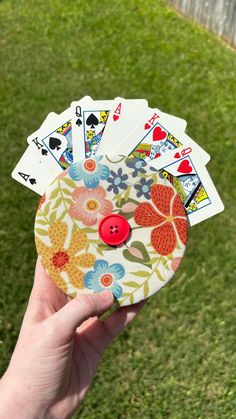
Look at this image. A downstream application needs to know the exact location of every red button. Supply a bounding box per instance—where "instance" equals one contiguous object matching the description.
[98,214,131,246]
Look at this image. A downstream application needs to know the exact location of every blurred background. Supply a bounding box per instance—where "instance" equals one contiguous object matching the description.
[0,0,235,417]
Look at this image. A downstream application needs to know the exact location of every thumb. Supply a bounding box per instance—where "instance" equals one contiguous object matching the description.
[49,291,114,342]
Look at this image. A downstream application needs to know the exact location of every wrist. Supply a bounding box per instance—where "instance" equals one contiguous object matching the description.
[0,372,48,419]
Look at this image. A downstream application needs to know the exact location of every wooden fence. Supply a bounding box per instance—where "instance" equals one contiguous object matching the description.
[168,0,236,47]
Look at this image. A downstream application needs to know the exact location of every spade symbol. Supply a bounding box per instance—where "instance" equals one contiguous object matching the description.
[29,178,37,185]
[49,136,61,151]
[86,113,99,129]
[76,118,82,126]
[41,148,48,156]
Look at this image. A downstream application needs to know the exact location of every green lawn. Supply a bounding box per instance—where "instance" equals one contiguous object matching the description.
[0,0,236,417]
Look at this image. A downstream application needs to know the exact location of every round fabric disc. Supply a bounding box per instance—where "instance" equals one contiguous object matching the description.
[35,155,188,306]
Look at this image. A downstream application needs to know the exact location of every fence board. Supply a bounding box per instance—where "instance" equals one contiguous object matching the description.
[169,0,236,47]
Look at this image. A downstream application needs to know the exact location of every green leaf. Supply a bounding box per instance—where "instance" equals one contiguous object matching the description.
[49,188,59,200]
[130,271,150,278]
[124,186,130,201]
[118,211,134,220]
[148,257,161,264]
[123,240,151,266]
[129,294,134,304]
[62,177,77,188]
[35,228,48,236]
[155,269,165,282]
[82,227,98,233]
[58,210,67,221]
[143,281,149,298]
[64,198,73,206]
[120,292,130,298]
[36,219,48,225]
[113,193,121,202]
[49,210,57,222]
[62,188,72,196]
[53,197,63,209]
[123,281,140,288]
[44,202,51,217]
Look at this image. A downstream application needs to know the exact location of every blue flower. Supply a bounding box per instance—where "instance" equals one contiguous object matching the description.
[134,178,153,199]
[107,168,128,194]
[84,259,124,299]
[69,155,110,189]
[125,157,147,177]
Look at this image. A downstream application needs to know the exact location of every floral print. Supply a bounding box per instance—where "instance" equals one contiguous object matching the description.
[68,186,113,226]
[107,168,128,194]
[37,193,46,210]
[35,221,95,293]
[134,184,188,256]
[125,157,147,177]
[68,155,110,189]
[35,155,187,306]
[84,259,124,298]
[134,178,153,199]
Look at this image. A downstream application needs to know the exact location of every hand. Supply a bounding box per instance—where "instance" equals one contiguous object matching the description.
[0,258,144,419]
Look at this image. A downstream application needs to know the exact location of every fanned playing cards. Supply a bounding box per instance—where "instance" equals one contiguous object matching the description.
[12,96,224,306]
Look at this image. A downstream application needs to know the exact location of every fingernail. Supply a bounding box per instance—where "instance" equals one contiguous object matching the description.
[100,290,114,302]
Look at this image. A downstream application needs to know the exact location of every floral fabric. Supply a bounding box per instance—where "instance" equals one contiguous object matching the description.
[35,155,188,306]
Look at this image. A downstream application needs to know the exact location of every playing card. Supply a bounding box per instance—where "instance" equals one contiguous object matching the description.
[11,146,53,195]
[98,97,148,155]
[156,109,187,132]
[116,109,210,165]
[71,99,113,159]
[38,112,58,129]
[150,144,224,225]
[27,96,92,178]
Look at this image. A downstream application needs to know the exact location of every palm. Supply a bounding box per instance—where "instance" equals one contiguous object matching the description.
[23,259,145,416]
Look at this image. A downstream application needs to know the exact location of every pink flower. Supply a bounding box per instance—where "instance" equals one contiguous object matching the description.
[121,202,138,213]
[68,186,113,226]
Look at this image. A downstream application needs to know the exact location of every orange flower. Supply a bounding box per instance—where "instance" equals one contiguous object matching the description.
[35,221,95,293]
[134,184,188,256]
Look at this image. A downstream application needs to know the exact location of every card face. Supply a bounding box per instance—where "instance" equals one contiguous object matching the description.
[150,145,224,225]
[11,146,53,195]
[39,112,58,128]
[157,110,187,132]
[98,97,148,155]
[71,99,113,159]
[116,109,210,165]
[27,96,92,178]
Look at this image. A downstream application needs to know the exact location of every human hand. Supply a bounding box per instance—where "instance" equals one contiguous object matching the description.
[0,258,144,419]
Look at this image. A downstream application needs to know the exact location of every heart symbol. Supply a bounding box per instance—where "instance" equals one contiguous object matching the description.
[113,114,119,121]
[174,152,181,159]
[177,160,193,174]
[144,123,151,130]
[41,148,48,156]
[152,126,167,141]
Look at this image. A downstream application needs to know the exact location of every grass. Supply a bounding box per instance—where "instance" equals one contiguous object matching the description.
[0,0,236,417]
